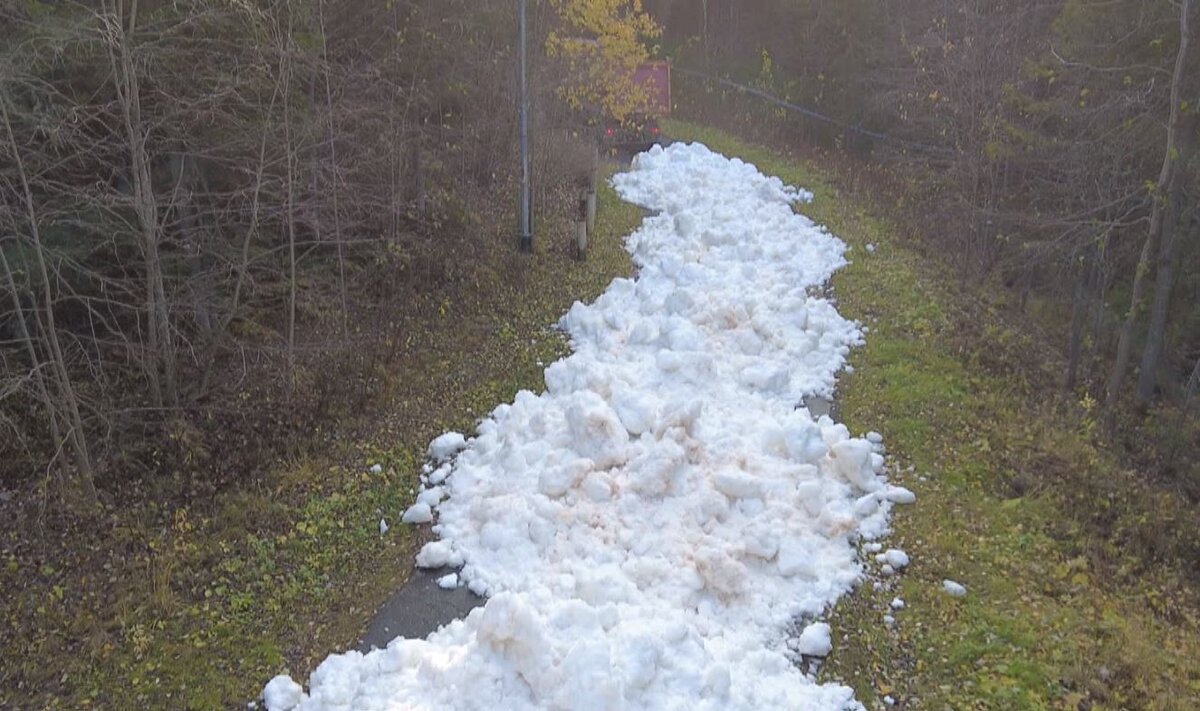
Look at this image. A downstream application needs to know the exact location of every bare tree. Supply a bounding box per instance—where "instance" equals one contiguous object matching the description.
[1108,0,1198,406]
[1,94,98,511]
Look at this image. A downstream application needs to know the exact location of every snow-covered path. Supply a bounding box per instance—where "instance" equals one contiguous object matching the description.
[263,143,904,711]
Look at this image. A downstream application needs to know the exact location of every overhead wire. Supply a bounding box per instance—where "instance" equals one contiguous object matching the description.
[673,66,953,157]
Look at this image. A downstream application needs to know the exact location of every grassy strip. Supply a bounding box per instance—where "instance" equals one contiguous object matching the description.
[1,174,641,709]
[665,119,1200,710]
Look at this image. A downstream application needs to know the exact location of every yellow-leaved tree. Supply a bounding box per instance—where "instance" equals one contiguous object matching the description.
[547,0,661,123]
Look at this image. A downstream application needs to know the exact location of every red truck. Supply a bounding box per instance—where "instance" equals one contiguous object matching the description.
[601,60,671,151]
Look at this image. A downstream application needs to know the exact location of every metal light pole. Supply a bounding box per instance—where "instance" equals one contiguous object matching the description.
[517,0,533,252]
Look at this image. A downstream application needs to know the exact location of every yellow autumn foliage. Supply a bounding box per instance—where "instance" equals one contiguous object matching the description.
[546,0,660,123]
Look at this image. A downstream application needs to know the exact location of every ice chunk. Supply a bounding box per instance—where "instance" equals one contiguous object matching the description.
[566,392,629,469]
[417,486,445,508]
[613,392,657,436]
[713,469,763,500]
[785,421,828,464]
[883,548,910,570]
[415,540,461,569]
[883,486,916,504]
[943,579,968,597]
[705,665,732,698]
[428,464,451,486]
[262,675,302,711]
[853,493,880,518]
[538,459,591,498]
[437,573,459,589]
[428,431,467,461]
[743,523,779,560]
[796,622,833,657]
[831,439,881,492]
[778,539,817,578]
[401,502,433,524]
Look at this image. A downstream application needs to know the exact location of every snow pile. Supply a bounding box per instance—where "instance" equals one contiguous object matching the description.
[263,142,896,710]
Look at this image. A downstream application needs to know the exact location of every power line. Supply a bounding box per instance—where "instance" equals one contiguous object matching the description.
[673,66,952,157]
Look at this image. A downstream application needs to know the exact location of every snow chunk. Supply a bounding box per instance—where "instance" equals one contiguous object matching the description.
[831,439,882,492]
[428,464,452,486]
[538,459,592,498]
[943,579,968,597]
[712,469,763,500]
[853,493,880,518]
[437,573,459,590]
[785,421,829,463]
[796,622,833,657]
[890,597,905,610]
[416,486,445,508]
[378,518,388,535]
[566,392,629,469]
[262,675,302,711]
[401,502,433,525]
[883,486,916,504]
[778,539,817,578]
[415,540,461,569]
[882,549,910,570]
[428,431,467,462]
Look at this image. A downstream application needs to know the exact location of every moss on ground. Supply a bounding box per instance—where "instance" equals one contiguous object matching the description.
[665,119,1200,711]
[0,172,641,710]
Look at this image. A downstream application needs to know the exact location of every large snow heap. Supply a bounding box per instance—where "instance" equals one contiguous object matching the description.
[263,142,900,710]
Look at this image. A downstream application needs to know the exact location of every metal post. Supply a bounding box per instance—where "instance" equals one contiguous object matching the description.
[517,0,533,252]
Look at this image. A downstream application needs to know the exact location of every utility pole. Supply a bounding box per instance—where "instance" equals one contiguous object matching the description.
[517,0,533,252]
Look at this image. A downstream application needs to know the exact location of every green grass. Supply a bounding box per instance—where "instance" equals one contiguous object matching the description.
[666,119,1200,710]
[0,172,642,710]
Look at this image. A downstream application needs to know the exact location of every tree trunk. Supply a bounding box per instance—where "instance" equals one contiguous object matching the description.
[1106,0,1195,408]
[282,3,299,394]
[196,81,278,397]
[317,0,349,337]
[1,95,98,512]
[1065,253,1087,390]
[108,0,178,409]
[0,245,63,452]
[1135,112,1199,401]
